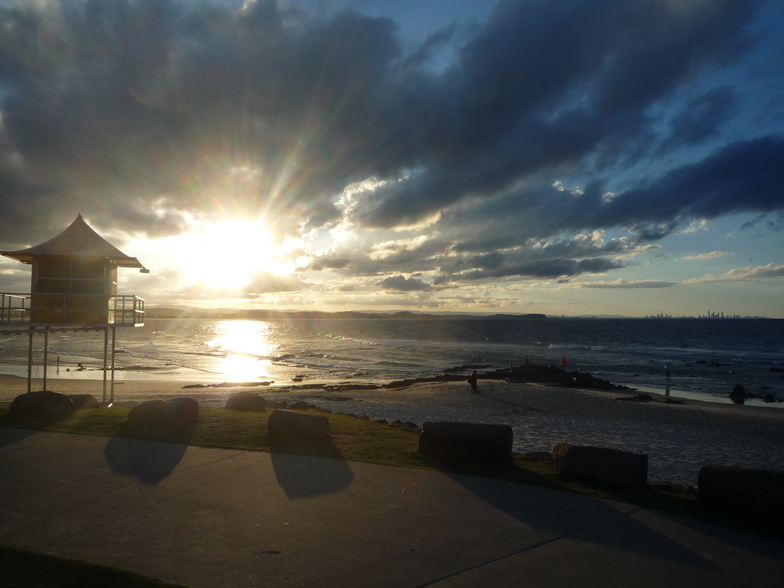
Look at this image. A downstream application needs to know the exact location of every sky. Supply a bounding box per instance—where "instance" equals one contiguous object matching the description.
[1,0,783,317]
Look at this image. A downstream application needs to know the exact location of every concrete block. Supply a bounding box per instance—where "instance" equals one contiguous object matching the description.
[698,465,784,519]
[226,393,266,412]
[418,422,513,466]
[553,443,648,486]
[268,409,330,449]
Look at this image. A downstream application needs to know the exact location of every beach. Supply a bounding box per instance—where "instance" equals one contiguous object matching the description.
[2,374,783,486]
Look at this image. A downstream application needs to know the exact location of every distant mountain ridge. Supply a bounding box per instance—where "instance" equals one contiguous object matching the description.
[145,307,550,321]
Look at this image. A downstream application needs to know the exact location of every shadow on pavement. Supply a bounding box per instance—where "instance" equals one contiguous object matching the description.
[450,470,719,572]
[104,421,195,486]
[0,410,75,449]
[269,437,354,498]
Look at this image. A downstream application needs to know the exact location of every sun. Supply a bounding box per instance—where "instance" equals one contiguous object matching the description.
[183,219,276,289]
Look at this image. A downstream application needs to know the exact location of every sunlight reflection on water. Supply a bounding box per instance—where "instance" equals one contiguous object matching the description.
[205,320,279,381]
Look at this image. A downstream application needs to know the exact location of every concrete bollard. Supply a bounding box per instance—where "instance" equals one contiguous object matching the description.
[418,422,513,466]
[552,443,648,486]
[226,393,267,412]
[169,397,200,422]
[698,465,784,519]
[268,409,330,449]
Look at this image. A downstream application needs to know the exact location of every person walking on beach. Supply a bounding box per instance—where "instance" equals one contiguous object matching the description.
[468,370,478,394]
[561,356,567,371]
[524,355,529,366]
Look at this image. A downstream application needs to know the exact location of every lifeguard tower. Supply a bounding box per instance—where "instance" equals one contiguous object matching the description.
[0,214,148,404]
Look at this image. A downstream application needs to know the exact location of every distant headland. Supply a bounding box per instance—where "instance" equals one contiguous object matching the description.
[145,307,550,321]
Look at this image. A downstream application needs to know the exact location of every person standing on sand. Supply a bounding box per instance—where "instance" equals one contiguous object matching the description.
[665,365,671,396]
[468,370,478,394]
[561,357,567,370]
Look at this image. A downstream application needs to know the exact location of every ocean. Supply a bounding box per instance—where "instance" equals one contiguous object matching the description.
[1,317,782,407]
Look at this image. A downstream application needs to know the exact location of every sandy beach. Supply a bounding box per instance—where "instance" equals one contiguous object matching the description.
[2,374,783,486]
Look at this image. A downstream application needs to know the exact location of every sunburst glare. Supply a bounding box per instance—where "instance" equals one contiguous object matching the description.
[183,220,276,289]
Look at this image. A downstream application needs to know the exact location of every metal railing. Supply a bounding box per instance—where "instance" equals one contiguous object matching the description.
[0,293,145,326]
[0,294,28,324]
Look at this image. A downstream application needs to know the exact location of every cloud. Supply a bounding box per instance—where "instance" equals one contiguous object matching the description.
[350,0,768,228]
[680,251,729,260]
[378,275,431,291]
[566,279,677,289]
[685,264,784,284]
[0,0,776,250]
[658,86,740,152]
[245,271,306,293]
[1,0,782,311]
[450,257,625,282]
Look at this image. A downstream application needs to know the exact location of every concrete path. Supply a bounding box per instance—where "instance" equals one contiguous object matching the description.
[1,427,782,588]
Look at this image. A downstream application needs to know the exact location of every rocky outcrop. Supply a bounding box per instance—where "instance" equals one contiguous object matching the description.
[729,384,748,397]
[10,391,75,418]
[552,443,648,486]
[697,466,784,519]
[267,409,330,450]
[225,393,266,412]
[418,422,513,466]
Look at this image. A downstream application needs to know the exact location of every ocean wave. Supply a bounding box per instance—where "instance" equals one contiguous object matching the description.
[374,360,424,368]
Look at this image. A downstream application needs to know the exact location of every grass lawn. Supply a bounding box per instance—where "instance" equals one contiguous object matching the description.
[0,403,781,587]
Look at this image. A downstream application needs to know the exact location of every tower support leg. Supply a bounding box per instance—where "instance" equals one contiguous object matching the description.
[110,327,117,405]
[43,328,49,392]
[27,328,33,394]
[102,327,109,405]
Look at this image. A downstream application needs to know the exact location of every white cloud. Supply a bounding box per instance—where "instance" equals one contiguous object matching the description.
[681,220,711,233]
[679,250,729,260]
[686,263,784,284]
[560,278,677,289]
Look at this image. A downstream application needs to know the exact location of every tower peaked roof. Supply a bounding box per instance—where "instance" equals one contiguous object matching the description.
[0,214,144,268]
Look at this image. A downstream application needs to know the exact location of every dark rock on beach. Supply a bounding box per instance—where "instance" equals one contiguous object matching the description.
[729,384,749,398]
[616,394,653,402]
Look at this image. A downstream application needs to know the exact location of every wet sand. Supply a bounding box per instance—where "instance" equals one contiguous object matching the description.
[2,374,783,485]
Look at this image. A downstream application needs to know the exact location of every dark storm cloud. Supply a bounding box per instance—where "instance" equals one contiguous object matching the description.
[445,135,784,248]
[445,257,625,282]
[352,0,768,228]
[659,86,740,152]
[0,0,779,255]
[0,0,402,244]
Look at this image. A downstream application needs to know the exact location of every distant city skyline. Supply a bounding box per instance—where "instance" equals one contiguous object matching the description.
[0,1,783,317]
